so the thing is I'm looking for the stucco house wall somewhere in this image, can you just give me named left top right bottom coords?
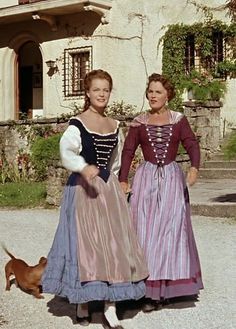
left=0, top=0, right=17, bottom=8
left=0, top=0, right=235, bottom=131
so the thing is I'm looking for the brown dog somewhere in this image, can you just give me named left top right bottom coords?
left=3, top=245, right=47, bottom=299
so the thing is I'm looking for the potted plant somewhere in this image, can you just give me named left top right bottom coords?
left=181, top=70, right=227, bottom=102
left=216, top=60, right=236, bottom=79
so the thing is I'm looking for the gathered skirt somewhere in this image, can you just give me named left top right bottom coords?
left=130, top=161, right=203, bottom=300
left=42, top=172, right=148, bottom=304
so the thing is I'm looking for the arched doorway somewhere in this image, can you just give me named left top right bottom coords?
left=17, top=42, right=43, bottom=119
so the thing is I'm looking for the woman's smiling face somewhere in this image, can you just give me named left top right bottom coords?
left=86, top=78, right=111, bottom=110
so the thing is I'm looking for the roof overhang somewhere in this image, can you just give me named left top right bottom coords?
left=0, top=0, right=113, bottom=29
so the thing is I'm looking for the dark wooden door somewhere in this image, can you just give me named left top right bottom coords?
left=19, top=66, right=33, bottom=118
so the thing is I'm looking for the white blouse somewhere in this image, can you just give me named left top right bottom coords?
left=59, top=124, right=124, bottom=177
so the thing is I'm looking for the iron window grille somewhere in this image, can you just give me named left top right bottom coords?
left=185, top=34, right=195, bottom=74
left=64, top=46, right=92, bottom=98
left=184, top=31, right=226, bottom=77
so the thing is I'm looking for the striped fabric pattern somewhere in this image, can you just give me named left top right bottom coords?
left=130, top=161, right=201, bottom=282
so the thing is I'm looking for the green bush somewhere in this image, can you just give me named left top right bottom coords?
left=106, top=101, right=138, bottom=118
left=180, top=70, right=227, bottom=102
left=30, top=133, right=62, bottom=180
left=217, top=60, right=236, bottom=78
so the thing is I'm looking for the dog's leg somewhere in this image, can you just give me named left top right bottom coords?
left=31, top=287, right=44, bottom=299
left=5, top=265, right=12, bottom=291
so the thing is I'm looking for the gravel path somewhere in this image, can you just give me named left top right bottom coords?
left=0, top=209, right=235, bottom=329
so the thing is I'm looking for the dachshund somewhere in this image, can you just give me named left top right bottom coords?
left=2, top=245, right=47, bottom=299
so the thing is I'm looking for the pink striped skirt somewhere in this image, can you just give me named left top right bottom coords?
left=130, top=161, right=203, bottom=300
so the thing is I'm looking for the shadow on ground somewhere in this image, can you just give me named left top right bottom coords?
left=211, top=193, right=236, bottom=203
left=46, top=296, right=139, bottom=326
left=46, top=295, right=198, bottom=326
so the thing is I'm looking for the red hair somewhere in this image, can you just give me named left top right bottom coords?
left=83, top=69, right=113, bottom=111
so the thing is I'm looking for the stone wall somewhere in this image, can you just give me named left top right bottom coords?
left=0, top=100, right=222, bottom=205
left=46, top=164, right=68, bottom=206
left=183, top=100, right=222, bottom=163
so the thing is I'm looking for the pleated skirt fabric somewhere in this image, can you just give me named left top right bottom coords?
left=42, top=172, right=148, bottom=304
left=130, top=161, right=203, bottom=300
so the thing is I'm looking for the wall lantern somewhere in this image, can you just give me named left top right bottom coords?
left=45, top=60, right=59, bottom=76
left=46, top=60, right=56, bottom=69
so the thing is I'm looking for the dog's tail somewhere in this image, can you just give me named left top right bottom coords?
left=1, top=243, right=15, bottom=259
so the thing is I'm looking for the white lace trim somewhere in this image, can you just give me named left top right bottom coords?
left=71, top=116, right=120, bottom=135
left=130, top=110, right=184, bottom=127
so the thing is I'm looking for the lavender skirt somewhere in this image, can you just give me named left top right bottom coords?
left=130, top=161, right=203, bottom=300
left=42, top=172, right=148, bottom=304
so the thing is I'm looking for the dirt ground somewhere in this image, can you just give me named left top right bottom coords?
left=0, top=209, right=235, bottom=329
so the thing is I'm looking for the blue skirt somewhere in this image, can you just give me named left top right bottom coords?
left=42, top=172, right=148, bottom=304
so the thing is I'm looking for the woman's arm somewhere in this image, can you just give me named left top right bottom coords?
left=60, top=125, right=88, bottom=172
left=180, top=116, right=200, bottom=170
left=60, top=125, right=99, bottom=181
left=180, top=116, right=200, bottom=186
left=118, top=125, right=140, bottom=183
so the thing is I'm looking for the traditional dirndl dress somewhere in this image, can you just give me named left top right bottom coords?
left=42, top=118, right=148, bottom=304
left=130, top=122, right=203, bottom=300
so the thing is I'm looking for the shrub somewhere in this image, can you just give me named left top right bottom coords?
left=180, top=70, right=227, bottom=101
left=106, top=101, right=138, bottom=118
left=0, top=151, right=31, bottom=184
left=30, top=133, right=62, bottom=180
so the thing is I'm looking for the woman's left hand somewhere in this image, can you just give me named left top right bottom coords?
left=120, top=182, right=132, bottom=194
left=187, top=167, right=198, bottom=186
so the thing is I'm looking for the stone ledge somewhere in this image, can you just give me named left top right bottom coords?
left=184, top=100, right=223, bottom=108
left=191, top=203, right=236, bottom=218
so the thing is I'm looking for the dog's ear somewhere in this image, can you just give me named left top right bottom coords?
left=39, top=257, right=47, bottom=265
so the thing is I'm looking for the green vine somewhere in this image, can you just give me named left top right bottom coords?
left=226, top=0, right=236, bottom=22
left=161, top=20, right=236, bottom=110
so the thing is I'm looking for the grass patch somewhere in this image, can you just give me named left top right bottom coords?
left=222, top=131, right=236, bottom=160
left=0, top=181, right=47, bottom=208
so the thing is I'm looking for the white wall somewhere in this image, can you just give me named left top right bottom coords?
left=0, top=47, right=16, bottom=120
left=221, top=80, right=236, bottom=130
left=0, top=0, right=235, bottom=126
left=92, top=0, right=231, bottom=112
left=0, top=0, right=18, bottom=9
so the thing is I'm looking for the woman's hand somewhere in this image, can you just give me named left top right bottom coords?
left=186, top=167, right=198, bottom=186
left=81, top=165, right=99, bottom=181
left=120, top=182, right=131, bottom=194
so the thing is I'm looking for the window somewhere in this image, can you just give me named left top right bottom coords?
left=185, top=34, right=195, bottom=74
left=64, top=47, right=92, bottom=98
left=212, top=31, right=224, bottom=64
left=184, top=31, right=226, bottom=76
left=203, top=31, right=224, bottom=73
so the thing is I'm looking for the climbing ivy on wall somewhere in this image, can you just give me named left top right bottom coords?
left=161, top=20, right=236, bottom=111
left=226, top=0, right=236, bottom=22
